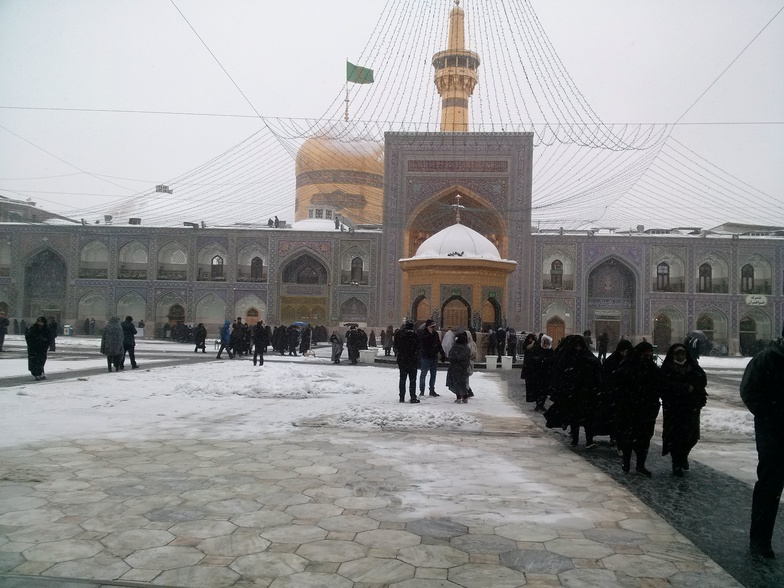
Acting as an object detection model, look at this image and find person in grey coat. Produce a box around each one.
[101,316,125,372]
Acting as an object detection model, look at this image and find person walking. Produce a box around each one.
[615,342,660,476]
[216,320,234,359]
[121,316,139,369]
[383,325,394,356]
[521,333,539,403]
[329,330,344,364]
[394,321,420,403]
[252,321,270,366]
[446,331,472,403]
[418,319,446,397]
[101,316,125,372]
[523,334,553,412]
[25,316,50,380]
[346,325,361,365]
[495,326,506,362]
[551,334,601,448]
[506,328,518,362]
[47,316,58,352]
[740,326,784,559]
[194,323,207,353]
[597,332,609,363]
[596,339,634,448]
[659,344,707,476]
[0,311,9,352]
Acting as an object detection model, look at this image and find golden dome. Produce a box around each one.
[295,131,384,225]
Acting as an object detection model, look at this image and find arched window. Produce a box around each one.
[550,260,563,288]
[698,263,712,293]
[741,264,754,294]
[298,266,319,284]
[350,257,363,284]
[211,255,224,279]
[250,257,264,281]
[696,315,714,342]
[656,262,670,291]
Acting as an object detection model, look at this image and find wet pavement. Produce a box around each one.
[0,363,764,587]
[505,371,784,588]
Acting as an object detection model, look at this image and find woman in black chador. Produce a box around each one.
[194,323,207,353]
[660,343,707,476]
[594,339,634,445]
[521,333,552,411]
[25,316,50,380]
[615,342,660,476]
[551,334,602,448]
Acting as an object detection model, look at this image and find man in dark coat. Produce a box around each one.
[47,316,58,352]
[346,326,362,365]
[194,323,207,353]
[0,311,9,352]
[741,326,784,559]
[597,332,609,363]
[418,319,446,397]
[121,316,139,369]
[394,321,421,404]
[25,316,50,380]
[252,321,270,366]
[496,327,506,361]
[286,325,300,356]
[101,316,125,372]
[615,342,660,476]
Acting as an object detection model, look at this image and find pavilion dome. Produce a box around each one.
[412,223,504,260]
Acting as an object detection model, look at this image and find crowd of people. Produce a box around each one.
[521,332,709,478]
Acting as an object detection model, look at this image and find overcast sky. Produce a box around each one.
[0,0,781,225]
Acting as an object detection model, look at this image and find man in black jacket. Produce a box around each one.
[121,316,139,369]
[418,319,446,397]
[741,326,784,559]
[394,321,421,404]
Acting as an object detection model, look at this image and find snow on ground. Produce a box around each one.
[0,339,522,448]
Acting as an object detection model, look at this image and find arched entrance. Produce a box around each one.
[280,253,329,326]
[547,316,566,344]
[480,297,501,329]
[587,258,637,342]
[441,296,469,330]
[739,316,756,356]
[412,295,431,325]
[25,249,67,320]
[653,314,672,349]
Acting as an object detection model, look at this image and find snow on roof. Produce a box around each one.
[411,223,504,260]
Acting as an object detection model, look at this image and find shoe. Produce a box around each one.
[132,365,138,369]
[40,374,47,380]
[410,398,420,404]
[419,392,425,397]
[429,392,440,397]
[108,368,113,373]
[636,468,652,477]
[585,442,598,450]
[682,458,690,471]
[399,398,406,403]
[622,464,630,473]
[216,355,222,359]
[750,543,776,559]
[466,390,474,397]
[455,398,463,404]
[673,467,684,477]
[462,398,468,403]
[34,375,42,381]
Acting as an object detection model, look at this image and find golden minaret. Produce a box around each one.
[432,0,480,132]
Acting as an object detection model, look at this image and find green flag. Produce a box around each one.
[346,61,374,84]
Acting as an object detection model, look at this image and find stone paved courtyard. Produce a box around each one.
[0,409,742,587]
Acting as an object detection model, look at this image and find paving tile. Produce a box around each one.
[123,545,204,569]
[284,503,343,519]
[355,529,421,549]
[268,571,353,587]
[101,529,174,550]
[544,538,615,559]
[406,519,468,539]
[500,549,575,574]
[42,553,130,580]
[198,533,270,556]
[0,497,48,513]
[260,525,328,544]
[450,533,517,554]
[338,555,416,583]
[231,510,293,529]
[447,563,527,587]
[296,539,366,563]
[22,539,104,562]
[495,523,559,543]
[398,545,469,568]
[556,568,621,586]
[7,523,82,544]
[318,514,380,533]
[230,552,308,579]
[155,564,241,587]
[601,553,679,578]
[168,519,236,538]
[0,508,64,527]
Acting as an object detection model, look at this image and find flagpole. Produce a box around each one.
[344,58,349,122]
